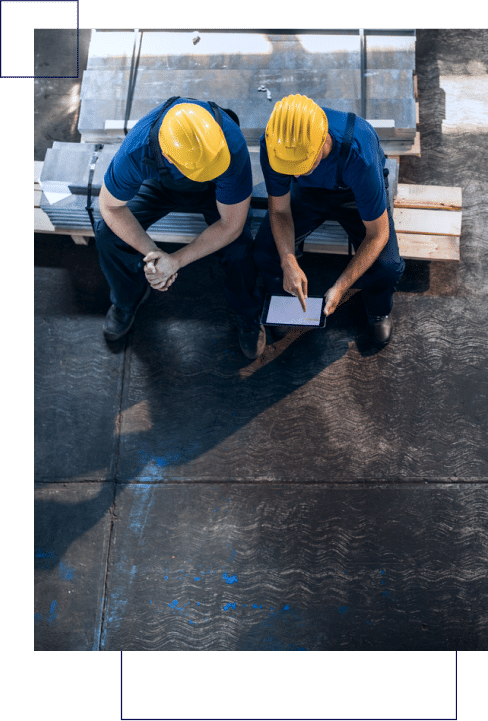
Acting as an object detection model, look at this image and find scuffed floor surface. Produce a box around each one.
[35,30,488,650]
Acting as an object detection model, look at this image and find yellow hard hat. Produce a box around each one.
[159,103,231,182]
[265,94,328,175]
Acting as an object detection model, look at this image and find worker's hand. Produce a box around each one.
[323,285,344,316]
[143,251,179,292]
[149,271,178,292]
[282,257,308,312]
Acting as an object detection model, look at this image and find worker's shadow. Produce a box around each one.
[113,251,389,480]
[34,483,114,573]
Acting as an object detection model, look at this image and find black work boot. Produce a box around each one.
[103,286,150,342]
[236,316,266,359]
[367,313,393,348]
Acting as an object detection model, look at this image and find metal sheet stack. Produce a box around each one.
[78,30,417,151]
[39,141,397,239]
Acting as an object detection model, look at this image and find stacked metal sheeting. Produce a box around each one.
[78,30,417,149]
[39,141,398,240]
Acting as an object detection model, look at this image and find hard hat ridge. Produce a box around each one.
[266,94,328,175]
[159,103,231,182]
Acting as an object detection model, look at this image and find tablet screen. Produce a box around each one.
[265,295,324,326]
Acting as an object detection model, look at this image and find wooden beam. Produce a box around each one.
[397,233,460,261]
[304,233,460,261]
[393,208,462,236]
[395,184,462,211]
[34,207,56,233]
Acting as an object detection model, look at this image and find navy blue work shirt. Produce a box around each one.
[260,107,387,222]
[104,99,252,206]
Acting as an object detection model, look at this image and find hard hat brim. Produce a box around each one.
[268,141,323,176]
[268,152,317,176]
[173,144,231,183]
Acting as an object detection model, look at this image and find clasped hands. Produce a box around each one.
[282,256,343,317]
[143,250,179,292]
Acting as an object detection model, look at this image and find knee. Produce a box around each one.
[94,218,117,249]
[373,251,405,284]
[252,214,274,250]
[220,226,254,263]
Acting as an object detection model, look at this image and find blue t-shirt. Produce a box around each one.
[104,99,252,206]
[260,108,387,222]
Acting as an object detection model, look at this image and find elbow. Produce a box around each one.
[222,220,246,244]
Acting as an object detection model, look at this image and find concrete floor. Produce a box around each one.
[34,29,488,651]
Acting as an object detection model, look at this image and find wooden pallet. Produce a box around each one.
[35,161,462,261]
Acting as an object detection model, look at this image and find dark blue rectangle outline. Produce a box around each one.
[0,0,79,77]
[120,651,457,721]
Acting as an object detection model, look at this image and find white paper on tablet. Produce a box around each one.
[266,295,324,326]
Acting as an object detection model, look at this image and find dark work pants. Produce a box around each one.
[253,171,405,318]
[95,180,262,324]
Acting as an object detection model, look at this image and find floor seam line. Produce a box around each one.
[96,482,118,651]
[112,334,133,481]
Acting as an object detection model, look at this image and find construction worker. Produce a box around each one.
[95,97,265,359]
[253,94,405,347]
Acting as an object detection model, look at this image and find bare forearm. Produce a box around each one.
[335,231,388,293]
[270,210,297,267]
[101,204,159,256]
[171,218,243,270]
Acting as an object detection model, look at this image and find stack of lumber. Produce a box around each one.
[36,151,461,261]
[78,29,417,153]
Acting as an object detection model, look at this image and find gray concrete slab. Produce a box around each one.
[35,29,80,77]
[34,238,125,481]
[34,482,115,650]
[100,483,488,650]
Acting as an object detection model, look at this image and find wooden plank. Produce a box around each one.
[35,206,57,233]
[397,233,460,261]
[34,209,460,262]
[395,184,462,211]
[393,208,462,236]
[410,131,421,156]
[304,234,460,261]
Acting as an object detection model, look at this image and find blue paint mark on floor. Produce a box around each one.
[36,548,54,558]
[222,573,238,584]
[49,600,58,625]
[59,561,75,580]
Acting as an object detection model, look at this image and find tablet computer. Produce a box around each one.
[260,294,326,328]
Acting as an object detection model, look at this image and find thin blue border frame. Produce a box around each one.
[120,651,457,721]
[0,0,79,77]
